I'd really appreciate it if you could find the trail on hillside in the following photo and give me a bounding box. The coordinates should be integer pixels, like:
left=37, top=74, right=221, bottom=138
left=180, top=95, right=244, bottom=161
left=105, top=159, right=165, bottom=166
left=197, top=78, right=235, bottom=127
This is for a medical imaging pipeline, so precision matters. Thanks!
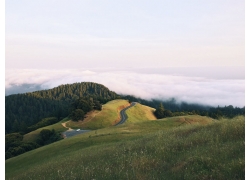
left=61, top=121, right=73, bottom=131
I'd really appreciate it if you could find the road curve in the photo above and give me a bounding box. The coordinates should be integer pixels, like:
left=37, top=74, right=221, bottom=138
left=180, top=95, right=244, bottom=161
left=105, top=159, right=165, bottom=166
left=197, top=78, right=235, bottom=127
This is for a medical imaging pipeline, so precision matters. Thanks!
left=115, top=102, right=137, bottom=126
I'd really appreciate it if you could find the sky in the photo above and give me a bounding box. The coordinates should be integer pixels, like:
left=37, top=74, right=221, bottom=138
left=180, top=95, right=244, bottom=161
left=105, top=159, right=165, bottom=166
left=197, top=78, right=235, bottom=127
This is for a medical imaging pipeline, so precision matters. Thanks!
left=5, top=0, right=244, bottom=69
left=4, top=0, right=246, bottom=107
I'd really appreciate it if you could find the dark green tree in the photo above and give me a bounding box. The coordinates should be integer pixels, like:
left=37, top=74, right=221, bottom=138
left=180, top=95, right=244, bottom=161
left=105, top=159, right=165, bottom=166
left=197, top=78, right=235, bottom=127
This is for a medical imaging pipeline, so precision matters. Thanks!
left=71, top=109, right=85, bottom=121
left=154, top=103, right=165, bottom=119
left=164, top=109, right=173, bottom=117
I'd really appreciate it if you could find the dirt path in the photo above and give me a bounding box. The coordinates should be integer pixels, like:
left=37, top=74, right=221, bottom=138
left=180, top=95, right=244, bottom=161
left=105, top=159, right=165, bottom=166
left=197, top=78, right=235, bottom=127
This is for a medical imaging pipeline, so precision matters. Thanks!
left=61, top=121, right=73, bottom=131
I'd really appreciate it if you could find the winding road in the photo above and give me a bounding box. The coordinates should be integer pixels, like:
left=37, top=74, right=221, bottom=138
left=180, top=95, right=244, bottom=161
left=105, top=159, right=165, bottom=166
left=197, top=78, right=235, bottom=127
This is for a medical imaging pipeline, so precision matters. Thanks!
left=115, top=102, right=137, bottom=126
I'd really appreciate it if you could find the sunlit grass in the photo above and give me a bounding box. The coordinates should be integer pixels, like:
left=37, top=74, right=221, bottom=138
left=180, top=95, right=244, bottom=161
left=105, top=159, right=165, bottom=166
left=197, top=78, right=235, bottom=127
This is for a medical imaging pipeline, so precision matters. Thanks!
left=6, top=115, right=244, bottom=179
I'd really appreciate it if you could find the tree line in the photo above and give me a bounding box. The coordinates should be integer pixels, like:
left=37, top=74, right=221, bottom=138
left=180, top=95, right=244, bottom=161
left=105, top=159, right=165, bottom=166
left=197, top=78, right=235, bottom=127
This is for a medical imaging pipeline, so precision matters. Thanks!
left=122, top=95, right=211, bottom=111
left=154, top=103, right=245, bottom=119
left=122, top=95, right=244, bottom=119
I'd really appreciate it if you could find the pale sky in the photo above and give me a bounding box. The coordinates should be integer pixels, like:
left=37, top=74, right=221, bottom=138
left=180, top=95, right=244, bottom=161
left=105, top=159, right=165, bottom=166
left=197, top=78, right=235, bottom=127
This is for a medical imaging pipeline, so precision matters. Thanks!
left=5, top=0, right=245, bottom=69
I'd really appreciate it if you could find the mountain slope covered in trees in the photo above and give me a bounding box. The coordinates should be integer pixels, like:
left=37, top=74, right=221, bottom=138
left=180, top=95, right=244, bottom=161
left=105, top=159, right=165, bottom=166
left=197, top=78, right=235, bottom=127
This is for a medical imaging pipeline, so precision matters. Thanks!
left=5, top=82, right=120, bottom=134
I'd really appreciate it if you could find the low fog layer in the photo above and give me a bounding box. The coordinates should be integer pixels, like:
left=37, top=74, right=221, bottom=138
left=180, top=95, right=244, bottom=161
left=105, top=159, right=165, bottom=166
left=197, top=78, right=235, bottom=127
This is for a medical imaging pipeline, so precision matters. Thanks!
left=5, top=67, right=245, bottom=107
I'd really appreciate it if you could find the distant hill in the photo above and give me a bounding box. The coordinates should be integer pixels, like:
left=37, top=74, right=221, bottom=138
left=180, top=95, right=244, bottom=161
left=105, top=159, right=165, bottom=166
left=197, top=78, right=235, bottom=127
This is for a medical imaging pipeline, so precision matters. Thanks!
left=5, top=82, right=119, bottom=134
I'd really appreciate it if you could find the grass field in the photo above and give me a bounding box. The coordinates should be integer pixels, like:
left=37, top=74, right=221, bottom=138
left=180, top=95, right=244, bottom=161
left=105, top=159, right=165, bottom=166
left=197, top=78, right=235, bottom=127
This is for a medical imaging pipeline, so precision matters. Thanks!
left=6, top=115, right=244, bottom=180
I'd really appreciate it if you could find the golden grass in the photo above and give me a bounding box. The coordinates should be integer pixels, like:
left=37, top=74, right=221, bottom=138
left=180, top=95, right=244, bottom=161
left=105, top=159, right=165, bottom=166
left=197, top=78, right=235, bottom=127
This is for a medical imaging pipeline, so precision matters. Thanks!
left=126, top=103, right=157, bottom=123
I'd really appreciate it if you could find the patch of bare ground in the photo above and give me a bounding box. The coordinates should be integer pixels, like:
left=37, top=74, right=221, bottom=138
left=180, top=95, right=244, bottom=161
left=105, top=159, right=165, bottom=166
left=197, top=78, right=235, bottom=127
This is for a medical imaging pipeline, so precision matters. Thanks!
left=61, top=121, right=73, bottom=131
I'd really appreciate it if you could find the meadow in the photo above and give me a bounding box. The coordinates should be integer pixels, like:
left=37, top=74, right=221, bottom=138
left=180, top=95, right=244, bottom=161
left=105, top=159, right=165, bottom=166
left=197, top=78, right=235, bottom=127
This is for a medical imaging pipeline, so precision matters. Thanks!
left=6, top=115, right=244, bottom=179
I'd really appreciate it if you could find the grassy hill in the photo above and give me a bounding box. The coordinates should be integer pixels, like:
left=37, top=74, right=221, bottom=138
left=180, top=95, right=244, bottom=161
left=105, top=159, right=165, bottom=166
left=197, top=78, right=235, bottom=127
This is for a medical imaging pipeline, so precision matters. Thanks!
left=6, top=115, right=244, bottom=180
left=65, top=99, right=131, bottom=130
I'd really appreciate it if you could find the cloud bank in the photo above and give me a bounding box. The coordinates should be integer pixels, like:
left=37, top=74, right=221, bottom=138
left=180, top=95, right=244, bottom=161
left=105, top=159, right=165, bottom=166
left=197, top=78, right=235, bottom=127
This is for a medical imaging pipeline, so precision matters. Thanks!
left=5, top=68, right=245, bottom=107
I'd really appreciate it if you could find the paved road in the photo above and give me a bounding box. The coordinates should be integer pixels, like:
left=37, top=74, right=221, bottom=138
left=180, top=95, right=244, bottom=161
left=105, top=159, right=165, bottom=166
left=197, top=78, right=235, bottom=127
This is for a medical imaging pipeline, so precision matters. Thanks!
left=62, top=129, right=91, bottom=138
left=115, top=102, right=137, bottom=126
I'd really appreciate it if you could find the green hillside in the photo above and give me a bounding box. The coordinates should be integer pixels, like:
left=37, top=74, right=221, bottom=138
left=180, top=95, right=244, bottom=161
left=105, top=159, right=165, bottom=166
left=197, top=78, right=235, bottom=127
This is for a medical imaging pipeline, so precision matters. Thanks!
left=6, top=115, right=244, bottom=180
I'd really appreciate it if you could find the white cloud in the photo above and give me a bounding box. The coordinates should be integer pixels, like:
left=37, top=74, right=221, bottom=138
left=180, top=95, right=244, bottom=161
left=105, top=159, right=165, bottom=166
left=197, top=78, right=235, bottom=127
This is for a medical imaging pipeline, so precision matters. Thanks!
left=5, top=68, right=245, bottom=107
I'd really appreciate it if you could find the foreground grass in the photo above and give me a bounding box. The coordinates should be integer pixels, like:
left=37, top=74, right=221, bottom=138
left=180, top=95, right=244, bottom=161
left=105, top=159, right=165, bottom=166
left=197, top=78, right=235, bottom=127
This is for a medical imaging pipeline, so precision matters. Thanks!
left=66, top=99, right=130, bottom=130
left=6, top=116, right=244, bottom=180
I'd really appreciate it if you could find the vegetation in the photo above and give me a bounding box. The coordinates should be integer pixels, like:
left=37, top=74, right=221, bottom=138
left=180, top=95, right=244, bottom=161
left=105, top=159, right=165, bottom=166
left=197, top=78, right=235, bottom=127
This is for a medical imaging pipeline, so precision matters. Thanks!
left=69, top=97, right=102, bottom=121
left=5, top=116, right=244, bottom=179
left=5, top=82, right=119, bottom=134
left=6, top=127, right=63, bottom=160
left=35, top=129, right=62, bottom=146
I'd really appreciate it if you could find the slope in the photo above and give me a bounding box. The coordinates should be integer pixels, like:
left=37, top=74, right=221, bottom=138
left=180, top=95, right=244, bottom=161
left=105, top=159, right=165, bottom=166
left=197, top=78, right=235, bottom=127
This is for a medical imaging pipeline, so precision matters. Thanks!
left=6, top=115, right=240, bottom=180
